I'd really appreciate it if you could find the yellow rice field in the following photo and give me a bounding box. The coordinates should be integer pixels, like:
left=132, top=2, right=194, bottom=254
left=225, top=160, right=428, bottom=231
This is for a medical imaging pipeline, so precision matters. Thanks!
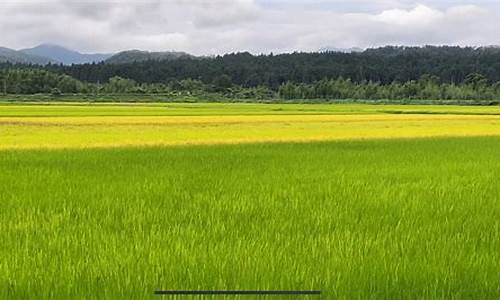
left=2, top=104, right=500, bottom=149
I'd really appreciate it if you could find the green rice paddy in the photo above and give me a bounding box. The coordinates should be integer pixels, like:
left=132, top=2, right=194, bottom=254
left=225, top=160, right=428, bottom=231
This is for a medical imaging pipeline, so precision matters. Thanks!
left=1, top=103, right=500, bottom=298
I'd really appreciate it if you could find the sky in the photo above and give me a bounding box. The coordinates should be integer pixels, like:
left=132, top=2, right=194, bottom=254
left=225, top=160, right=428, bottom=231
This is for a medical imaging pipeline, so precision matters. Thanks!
left=0, top=0, right=498, bottom=55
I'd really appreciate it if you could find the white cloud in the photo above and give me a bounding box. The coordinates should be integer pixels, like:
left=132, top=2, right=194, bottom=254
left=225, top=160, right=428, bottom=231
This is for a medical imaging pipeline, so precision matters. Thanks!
left=0, top=1, right=499, bottom=54
left=373, top=4, right=444, bottom=26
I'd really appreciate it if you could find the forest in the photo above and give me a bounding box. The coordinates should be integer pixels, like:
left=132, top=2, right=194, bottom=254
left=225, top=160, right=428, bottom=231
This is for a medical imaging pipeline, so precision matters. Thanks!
left=46, top=46, right=500, bottom=86
left=2, top=46, right=500, bottom=102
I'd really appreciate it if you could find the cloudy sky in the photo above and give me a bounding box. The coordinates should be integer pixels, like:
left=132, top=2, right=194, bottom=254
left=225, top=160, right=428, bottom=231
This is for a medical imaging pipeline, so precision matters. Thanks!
left=0, top=0, right=498, bottom=54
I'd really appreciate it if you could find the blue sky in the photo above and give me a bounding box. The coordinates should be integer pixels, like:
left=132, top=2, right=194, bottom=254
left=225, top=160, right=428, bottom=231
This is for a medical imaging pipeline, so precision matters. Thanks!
left=0, top=0, right=498, bottom=54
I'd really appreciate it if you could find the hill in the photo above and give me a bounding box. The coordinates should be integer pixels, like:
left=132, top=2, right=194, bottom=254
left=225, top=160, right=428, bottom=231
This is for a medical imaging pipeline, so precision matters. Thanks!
left=105, top=50, right=193, bottom=64
left=21, top=44, right=112, bottom=65
left=0, top=47, right=55, bottom=65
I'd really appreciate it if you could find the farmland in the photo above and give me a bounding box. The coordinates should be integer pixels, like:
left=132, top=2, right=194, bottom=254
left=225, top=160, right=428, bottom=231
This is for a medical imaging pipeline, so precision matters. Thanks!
left=2, top=103, right=500, bottom=150
left=1, top=103, right=500, bottom=298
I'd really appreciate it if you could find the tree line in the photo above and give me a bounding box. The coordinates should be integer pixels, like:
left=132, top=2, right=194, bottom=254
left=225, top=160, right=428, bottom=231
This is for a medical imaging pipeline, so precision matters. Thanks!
left=4, top=46, right=500, bottom=89
left=1, top=68, right=500, bottom=103
left=0, top=69, right=273, bottom=99
left=278, top=74, right=500, bottom=101
left=20, top=45, right=500, bottom=88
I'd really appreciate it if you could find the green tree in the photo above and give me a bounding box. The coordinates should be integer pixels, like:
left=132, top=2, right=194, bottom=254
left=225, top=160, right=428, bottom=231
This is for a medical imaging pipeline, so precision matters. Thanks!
left=464, top=73, right=488, bottom=90
left=212, top=75, right=232, bottom=92
left=105, top=76, right=136, bottom=93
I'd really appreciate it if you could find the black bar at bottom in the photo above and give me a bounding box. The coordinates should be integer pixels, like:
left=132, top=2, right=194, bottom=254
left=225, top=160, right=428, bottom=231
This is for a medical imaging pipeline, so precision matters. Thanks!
left=154, top=290, right=321, bottom=295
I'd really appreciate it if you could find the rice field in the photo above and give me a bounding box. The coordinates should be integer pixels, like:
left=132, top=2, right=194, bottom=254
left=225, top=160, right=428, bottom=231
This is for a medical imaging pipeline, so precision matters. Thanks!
left=2, top=103, right=500, bottom=150
left=1, top=103, right=500, bottom=298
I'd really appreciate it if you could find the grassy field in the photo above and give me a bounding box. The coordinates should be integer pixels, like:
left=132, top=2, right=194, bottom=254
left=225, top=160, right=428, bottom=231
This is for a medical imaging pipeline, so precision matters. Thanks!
left=1, top=103, right=500, bottom=298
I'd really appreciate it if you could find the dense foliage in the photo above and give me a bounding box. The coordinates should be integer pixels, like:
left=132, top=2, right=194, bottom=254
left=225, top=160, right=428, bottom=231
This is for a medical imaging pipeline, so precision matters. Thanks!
left=2, top=46, right=500, bottom=102
left=43, top=46, right=500, bottom=87
left=278, top=75, right=500, bottom=101
left=2, top=68, right=500, bottom=102
left=105, top=50, right=192, bottom=64
left=0, top=68, right=82, bottom=94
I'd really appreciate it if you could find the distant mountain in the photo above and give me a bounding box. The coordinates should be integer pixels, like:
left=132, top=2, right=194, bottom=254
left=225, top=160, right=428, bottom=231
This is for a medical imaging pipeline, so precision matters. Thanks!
left=20, top=44, right=112, bottom=65
left=318, top=47, right=364, bottom=53
left=106, top=50, right=193, bottom=64
left=0, top=47, right=56, bottom=65
left=2, top=44, right=192, bottom=65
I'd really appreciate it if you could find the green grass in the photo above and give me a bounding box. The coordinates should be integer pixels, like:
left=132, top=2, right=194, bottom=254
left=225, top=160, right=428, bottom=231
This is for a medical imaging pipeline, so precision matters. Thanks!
left=1, top=137, right=500, bottom=298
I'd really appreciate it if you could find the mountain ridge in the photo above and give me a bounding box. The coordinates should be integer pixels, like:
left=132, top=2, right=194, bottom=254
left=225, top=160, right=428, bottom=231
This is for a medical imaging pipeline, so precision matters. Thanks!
left=0, top=47, right=56, bottom=65
left=0, top=44, right=195, bottom=65
left=20, top=44, right=112, bottom=65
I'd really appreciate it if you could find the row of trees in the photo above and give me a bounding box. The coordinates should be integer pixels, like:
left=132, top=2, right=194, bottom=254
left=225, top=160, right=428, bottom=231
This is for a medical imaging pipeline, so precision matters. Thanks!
left=278, top=74, right=500, bottom=101
left=0, top=69, right=81, bottom=94
left=0, top=69, right=273, bottom=99
left=2, top=68, right=500, bottom=102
